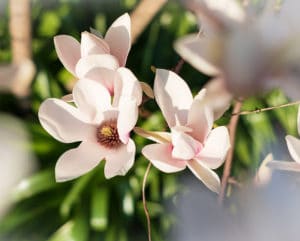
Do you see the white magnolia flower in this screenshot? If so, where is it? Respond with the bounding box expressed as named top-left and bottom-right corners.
top-left (39, 78), bottom-right (139, 181)
top-left (139, 69), bottom-right (230, 193)
top-left (175, 0), bottom-right (300, 99)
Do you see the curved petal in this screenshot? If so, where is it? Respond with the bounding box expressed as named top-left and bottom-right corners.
top-left (187, 97), bottom-right (214, 143)
top-left (171, 129), bottom-right (203, 160)
top-left (104, 139), bottom-right (135, 178)
top-left (267, 160), bottom-right (300, 172)
top-left (286, 135), bottom-right (300, 163)
top-left (187, 159), bottom-right (221, 193)
top-left (134, 127), bottom-right (171, 144)
top-left (38, 98), bottom-right (95, 143)
top-left (54, 35), bottom-right (81, 76)
top-left (254, 153), bottom-right (273, 187)
top-left (55, 141), bottom-right (106, 182)
top-left (117, 98), bottom-right (138, 144)
top-left (105, 13), bottom-right (131, 66)
top-left (196, 126), bottom-right (230, 169)
top-left (81, 67), bottom-right (117, 95)
top-left (142, 143), bottom-right (187, 173)
top-left (75, 54), bottom-right (119, 78)
top-left (80, 31), bottom-right (110, 57)
top-left (174, 34), bottom-right (222, 76)
top-left (154, 69), bottom-right (193, 128)
top-left (73, 79), bottom-right (111, 121)
top-left (116, 67), bottom-right (143, 106)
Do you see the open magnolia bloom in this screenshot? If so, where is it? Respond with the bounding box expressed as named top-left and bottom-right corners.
top-left (139, 69), bottom-right (230, 193)
top-left (268, 106), bottom-right (300, 172)
top-left (54, 13), bottom-right (131, 76)
top-left (38, 79), bottom-right (139, 182)
top-left (175, 0), bottom-right (300, 99)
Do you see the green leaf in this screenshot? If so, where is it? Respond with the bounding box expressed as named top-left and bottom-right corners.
top-left (12, 169), bottom-right (57, 202)
top-left (38, 11), bottom-right (61, 37)
top-left (90, 185), bottom-right (109, 231)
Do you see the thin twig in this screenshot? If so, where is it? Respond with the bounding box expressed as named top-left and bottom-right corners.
top-left (172, 58), bottom-right (185, 74)
top-left (218, 100), bottom-right (243, 204)
top-left (232, 100), bottom-right (300, 116)
top-left (142, 162), bottom-right (152, 241)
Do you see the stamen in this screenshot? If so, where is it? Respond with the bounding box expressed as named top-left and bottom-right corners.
top-left (96, 120), bottom-right (122, 149)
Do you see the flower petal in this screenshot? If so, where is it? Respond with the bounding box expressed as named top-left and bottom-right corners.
top-left (254, 153), bottom-right (273, 187)
top-left (80, 67), bottom-right (117, 95)
top-left (154, 69), bottom-right (193, 128)
top-left (80, 31), bottom-right (110, 57)
top-left (187, 159), bottom-right (221, 193)
top-left (286, 135), bottom-right (300, 164)
top-left (133, 127), bottom-right (171, 144)
top-left (267, 160), bottom-right (300, 172)
top-left (174, 34), bottom-right (222, 76)
top-left (75, 54), bottom-right (119, 78)
top-left (117, 98), bottom-right (138, 144)
top-left (73, 79), bottom-right (111, 121)
top-left (55, 141), bottom-right (105, 182)
top-left (115, 67), bottom-right (143, 106)
top-left (104, 139), bottom-right (135, 178)
top-left (196, 126), bottom-right (230, 169)
top-left (142, 143), bottom-right (187, 173)
top-left (105, 13), bottom-right (131, 66)
top-left (38, 98), bottom-right (95, 143)
top-left (187, 96), bottom-right (214, 143)
top-left (171, 129), bottom-right (203, 160)
top-left (54, 35), bottom-right (81, 76)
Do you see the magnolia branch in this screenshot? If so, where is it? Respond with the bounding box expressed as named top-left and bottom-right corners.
top-left (219, 100), bottom-right (243, 204)
top-left (142, 162), bottom-right (152, 241)
top-left (232, 100), bottom-right (300, 116)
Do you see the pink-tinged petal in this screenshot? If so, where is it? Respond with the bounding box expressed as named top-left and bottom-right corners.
top-left (117, 98), bottom-right (138, 144)
top-left (267, 160), bottom-right (300, 172)
top-left (154, 69), bottom-right (193, 128)
top-left (80, 31), bottom-right (110, 57)
top-left (73, 79), bottom-right (111, 121)
top-left (105, 13), bottom-right (131, 66)
top-left (142, 143), bottom-right (187, 173)
top-left (133, 127), bottom-right (171, 144)
top-left (174, 34), bottom-right (222, 76)
top-left (54, 35), bottom-right (81, 76)
top-left (196, 126), bottom-right (230, 169)
top-left (203, 78), bottom-right (232, 120)
top-left (171, 129), bottom-right (203, 160)
top-left (187, 159), bottom-right (221, 193)
top-left (81, 67), bottom-right (117, 95)
top-left (187, 98), bottom-right (214, 143)
top-left (286, 135), bottom-right (300, 164)
top-left (104, 139), bottom-right (135, 178)
top-left (55, 141), bottom-right (106, 182)
top-left (38, 98), bottom-right (95, 143)
top-left (75, 54), bottom-right (119, 78)
top-left (116, 67), bottom-right (143, 106)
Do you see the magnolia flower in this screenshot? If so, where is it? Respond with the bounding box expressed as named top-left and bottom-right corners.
top-left (54, 13), bottom-right (131, 77)
top-left (138, 69), bottom-right (230, 193)
top-left (268, 105), bottom-right (300, 172)
top-left (38, 78), bottom-right (139, 181)
top-left (175, 0), bottom-right (300, 99)
top-left (254, 153), bottom-right (274, 187)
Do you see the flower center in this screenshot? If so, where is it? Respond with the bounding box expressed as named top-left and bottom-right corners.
top-left (96, 120), bottom-right (122, 149)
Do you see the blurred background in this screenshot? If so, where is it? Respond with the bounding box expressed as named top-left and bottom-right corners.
top-left (0, 0), bottom-right (299, 240)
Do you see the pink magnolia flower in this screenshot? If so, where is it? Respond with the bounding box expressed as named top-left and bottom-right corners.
top-left (38, 78), bottom-right (139, 182)
top-left (140, 69), bottom-right (230, 193)
top-left (54, 13), bottom-right (131, 75)
top-left (175, 0), bottom-right (300, 99)
top-left (268, 105), bottom-right (300, 172)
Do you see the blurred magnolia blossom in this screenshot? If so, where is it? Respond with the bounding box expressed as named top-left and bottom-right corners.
top-left (138, 69), bottom-right (230, 193)
top-left (176, 0), bottom-right (300, 99)
top-left (39, 77), bottom-right (141, 182)
top-left (268, 105), bottom-right (300, 173)
top-left (0, 113), bottom-right (37, 218)
top-left (54, 13), bottom-right (131, 94)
